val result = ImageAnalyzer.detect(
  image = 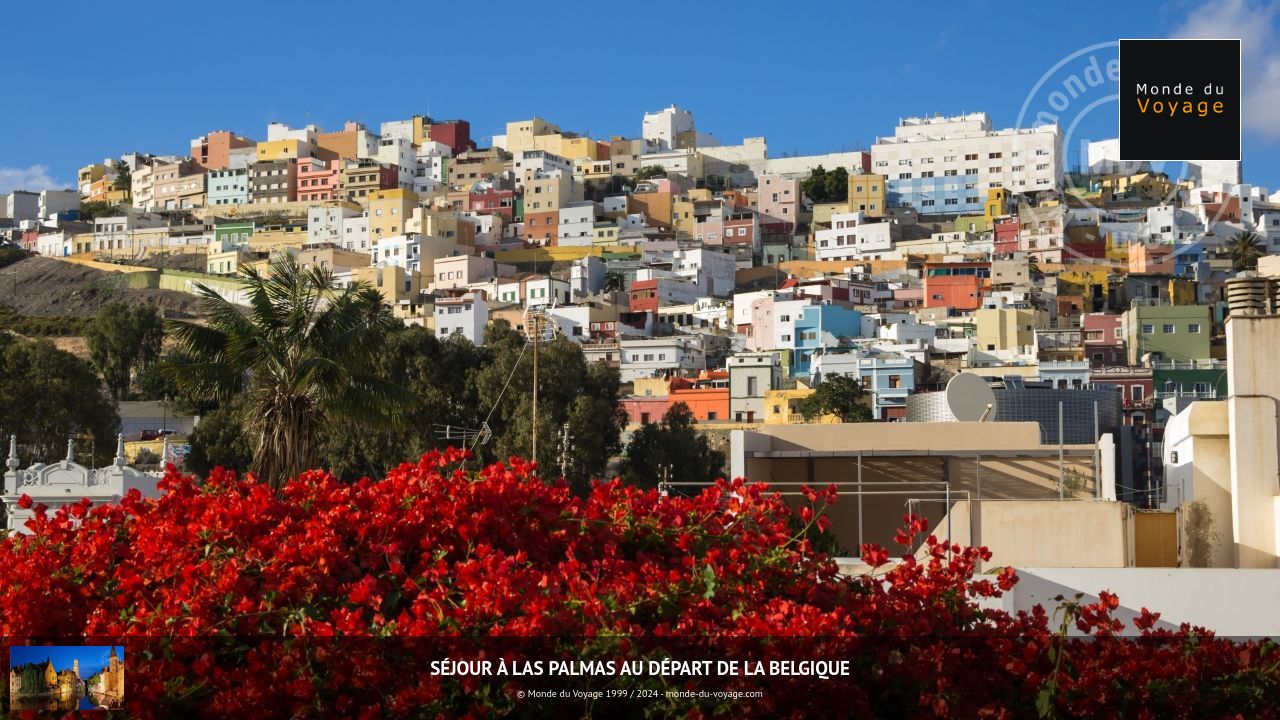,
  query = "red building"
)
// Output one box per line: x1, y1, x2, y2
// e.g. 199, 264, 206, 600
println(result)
629, 278, 659, 313
429, 120, 472, 156
993, 216, 1019, 255
922, 262, 989, 311
1082, 313, 1126, 367
470, 188, 516, 220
